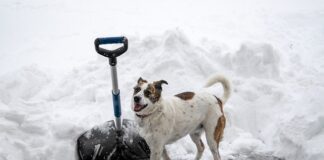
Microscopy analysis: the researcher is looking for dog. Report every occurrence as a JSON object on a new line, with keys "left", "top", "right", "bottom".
{"left": 132, "top": 75, "right": 231, "bottom": 160}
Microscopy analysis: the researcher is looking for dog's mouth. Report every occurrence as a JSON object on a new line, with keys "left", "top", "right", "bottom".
{"left": 133, "top": 103, "right": 148, "bottom": 112}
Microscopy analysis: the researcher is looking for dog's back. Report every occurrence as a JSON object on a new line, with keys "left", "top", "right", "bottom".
{"left": 161, "top": 92, "right": 224, "bottom": 144}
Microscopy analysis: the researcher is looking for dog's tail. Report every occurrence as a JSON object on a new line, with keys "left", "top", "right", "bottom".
{"left": 204, "top": 75, "right": 231, "bottom": 104}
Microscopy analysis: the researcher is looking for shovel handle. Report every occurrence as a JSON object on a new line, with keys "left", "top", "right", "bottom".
{"left": 94, "top": 36, "right": 128, "bottom": 59}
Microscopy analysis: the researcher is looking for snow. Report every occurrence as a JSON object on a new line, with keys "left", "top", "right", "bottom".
{"left": 1, "top": 0, "right": 324, "bottom": 159}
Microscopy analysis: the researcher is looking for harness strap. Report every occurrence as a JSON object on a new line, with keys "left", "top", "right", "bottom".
{"left": 136, "top": 113, "right": 151, "bottom": 119}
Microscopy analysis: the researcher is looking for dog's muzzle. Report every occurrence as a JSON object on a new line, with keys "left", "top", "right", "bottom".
{"left": 134, "top": 103, "right": 148, "bottom": 112}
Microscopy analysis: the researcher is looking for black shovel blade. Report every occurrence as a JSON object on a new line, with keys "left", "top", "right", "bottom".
{"left": 77, "top": 119, "right": 150, "bottom": 160}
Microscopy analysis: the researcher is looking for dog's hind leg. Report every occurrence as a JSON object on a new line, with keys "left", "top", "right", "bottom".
{"left": 205, "top": 129, "right": 221, "bottom": 160}
{"left": 204, "top": 115, "right": 225, "bottom": 160}
{"left": 162, "top": 147, "right": 171, "bottom": 160}
{"left": 190, "top": 126, "right": 205, "bottom": 160}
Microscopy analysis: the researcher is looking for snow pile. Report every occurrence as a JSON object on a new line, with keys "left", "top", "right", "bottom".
{"left": 1, "top": 0, "right": 324, "bottom": 159}
{"left": 0, "top": 29, "right": 323, "bottom": 160}
{"left": 228, "top": 43, "right": 280, "bottom": 79}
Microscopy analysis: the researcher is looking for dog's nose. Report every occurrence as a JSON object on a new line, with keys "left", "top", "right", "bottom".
{"left": 134, "top": 96, "right": 141, "bottom": 103}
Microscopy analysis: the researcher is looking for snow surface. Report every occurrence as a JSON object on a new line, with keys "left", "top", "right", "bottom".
{"left": 1, "top": 0, "right": 324, "bottom": 160}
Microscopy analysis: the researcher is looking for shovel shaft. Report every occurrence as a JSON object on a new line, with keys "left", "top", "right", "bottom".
{"left": 110, "top": 65, "right": 122, "bottom": 130}
{"left": 110, "top": 65, "right": 119, "bottom": 94}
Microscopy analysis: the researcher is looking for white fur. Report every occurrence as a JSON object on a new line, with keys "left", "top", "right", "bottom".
{"left": 133, "top": 75, "right": 231, "bottom": 160}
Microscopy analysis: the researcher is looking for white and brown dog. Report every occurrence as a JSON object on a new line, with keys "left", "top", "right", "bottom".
{"left": 132, "top": 75, "right": 231, "bottom": 160}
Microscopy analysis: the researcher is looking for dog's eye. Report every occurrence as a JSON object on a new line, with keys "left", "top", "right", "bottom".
{"left": 144, "top": 90, "right": 151, "bottom": 97}
{"left": 134, "top": 87, "right": 141, "bottom": 93}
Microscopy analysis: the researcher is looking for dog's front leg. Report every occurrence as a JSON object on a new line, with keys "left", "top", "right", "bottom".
{"left": 148, "top": 142, "right": 164, "bottom": 160}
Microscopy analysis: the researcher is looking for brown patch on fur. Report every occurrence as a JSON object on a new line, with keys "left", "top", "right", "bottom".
{"left": 175, "top": 92, "right": 195, "bottom": 100}
{"left": 134, "top": 77, "right": 148, "bottom": 95}
{"left": 144, "top": 84, "right": 161, "bottom": 103}
{"left": 199, "top": 139, "right": 205, "bottom": 151}
{"left": 214, "top": 96, "right": 223, "bottom": 114}
{"left": 214, "top": 95, "right": 225, "bottom": 147}
{"left": 153, "top": 80, "right": 168, "bottom": 88}
{"left": 133, "top": 86, "right": 141, "bottom": 95}
{"left": 137, "top": 77, "right": 148, "bottom": 85}
{"left": 214, "top": 115, "right": 226, "bottom": 147}
{"left": 141, "top": 80, "right": 168, "bottom": 103}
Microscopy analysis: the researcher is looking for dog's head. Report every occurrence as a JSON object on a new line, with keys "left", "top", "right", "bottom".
{"left": 132, "top": 77, "right": 168, "bottom": 114}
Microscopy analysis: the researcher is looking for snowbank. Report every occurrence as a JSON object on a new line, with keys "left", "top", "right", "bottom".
{"left": 1, "top": 0, "right": 324, "bottom": 159}
{"left": 1, "top": 30, "right": 323, "bottom": 160}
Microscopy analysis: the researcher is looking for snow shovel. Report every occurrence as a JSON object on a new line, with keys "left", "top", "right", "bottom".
{"left": 76, "top": 36, "right": 150, "bottom": 160}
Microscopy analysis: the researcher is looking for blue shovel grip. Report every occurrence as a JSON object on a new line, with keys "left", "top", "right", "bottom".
{"left": 96, "top": 37, "right": 125, "bottom": 45}
{"left": 112, "top": 91, "right": 121, "bottom": 118}
{"left": 94, "top": 36, "right": 128, "bottom": 60}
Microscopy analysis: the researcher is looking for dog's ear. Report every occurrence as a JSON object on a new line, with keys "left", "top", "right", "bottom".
{"left": 154, "top": 80, "right": 168, "bottom": 90}
{"left": 137, "top": 77, "right": 147, "bottom": 84}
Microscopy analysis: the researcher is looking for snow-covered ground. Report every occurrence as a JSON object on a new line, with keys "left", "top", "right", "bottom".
{"left": 1, "top": 0, "right": 324, "bottom": 159}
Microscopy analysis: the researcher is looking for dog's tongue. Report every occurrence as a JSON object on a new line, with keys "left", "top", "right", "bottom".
{"left": 134, "top": 104, "right": 143, "bottom": 112}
